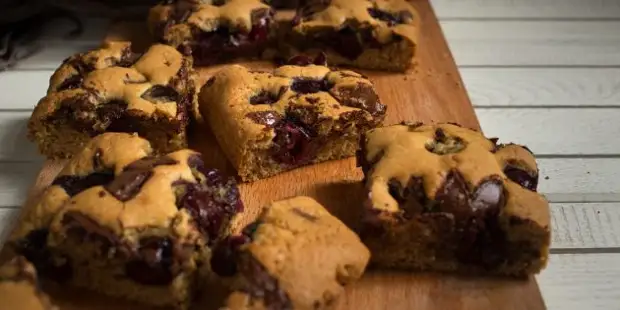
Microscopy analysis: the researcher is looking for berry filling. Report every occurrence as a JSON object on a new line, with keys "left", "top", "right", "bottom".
{"left": 175, "top": 156, "right": 243, "bottom": 243}
{"left": 15, "top": 229, "right": 73, "bottom": 283}
{"left": 184, "top": 8, "right": 274, "bottom": 65}
{"left": 271, "top": 117, "right": 319, "bottom": 166}
{"left": 124, "top": 237, "right": 175, "bottom": 286}
{"left": 367, "top": 8, "right": 413, "bottom": 26}
{"left": 290, "top": 78, "right": 332, "bottom": 94}
{"left": 504, "top": 164, "right": 538, "bottom": 192}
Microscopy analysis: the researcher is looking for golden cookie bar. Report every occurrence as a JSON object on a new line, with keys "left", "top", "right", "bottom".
{"left": 199, "top": 61, "right": 386, "bottom": 181}
{"left": 28, "top": 41, "right": 198, "bottom": 159}
{"left": 9, "top": 133, "right": 243, "bottom": 309}
{"left": 213, "top": 196, "right": 370, "bottom": 309}
{"left": 357, "top": 123, "right": 550, "bottom": 276}
{"left": 282, "top": 0, "right": 420, "bottom": 71}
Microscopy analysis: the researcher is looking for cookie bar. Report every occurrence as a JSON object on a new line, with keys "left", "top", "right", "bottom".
{"left": 357, "top": 123, "right": 550, "bottom": 276}
{"left": 213, "top": 196, "right": 370, "bottom": 309}
{"left": 282, "top": 0, "right": 420, "bottom": 71}
{"left": 0, "top": 256, "right": 57, "bottom": 310}
{"left": 8, "top": 133, "right": 243, "bottom": 309}
{"left": 199, "top": 60, "right": 386, "bottom": 181}
{"left": 28, "top": 41, "right": 198, "bottom": 159}
{"left": 262, "top": 0, "right": 302, "bottom": 9}
{"left": 148, "top": 0, "right": 276, "bottom": 66}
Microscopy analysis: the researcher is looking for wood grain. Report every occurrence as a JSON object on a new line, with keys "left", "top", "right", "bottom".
{"left": 1, "top": 1, "right": 545, "bottom": 309}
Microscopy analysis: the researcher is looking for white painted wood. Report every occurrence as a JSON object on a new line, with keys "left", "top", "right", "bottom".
{"left": 476, "top": 108, "right": 620, "bottom": 155}
{"left": 12, "top": 44, "right": 101, "bottom": 70}
{"left": 0, "top": 209, "right": 21, "bottom": 244}
{"left": 0, "top": 112, "right": 44, "bottom": 161}
{"left": 462, "top": 68, "right": 620, "bottom": 107}
{"left": 0, "top": 163, "right": 42, "bottom": 208}
{"left": 551, "top": 203, "right": 620, "bottom": 249}
{"left": 0, "top": 71, "right": 51, "bottom": 110}
{"left": 431, "top": 0, "right": 620, "bottom": 19}
{"left": 441, "top": 21, "right": 620, "bottom": 66}
{"left": 537, "top": 253, "right": 620, "bottom": 310}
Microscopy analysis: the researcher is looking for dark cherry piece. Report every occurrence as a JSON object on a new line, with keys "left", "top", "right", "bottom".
{"left": 52, "top": 172, "right": 115, "bottom": 197}
{"left": 504, "top": 165, "right": 538, "bottom": 192}
{"left": 239, "top": 256, "right": 292, "bottom": 309}
{"left": 125, "top": 237, "right": 175, "bottom": 286}
{"left": 290, "top": 78, "right": 332, "bottom": 94}
{"left": 210, "top": 235, "right": 251, "bottom": 277}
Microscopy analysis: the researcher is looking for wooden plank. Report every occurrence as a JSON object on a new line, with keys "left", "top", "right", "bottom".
{"left": 462, "top": 68, "right": 620, "bottom": 107}
{"left": 1, "top": 1, "right": 545, "bottom": 309}
{"left": 0, "top": 72, "right": 51, "bottom": 110}
{"left": 0, "top": 163, "right": 42, "bottom": 208}
{"left": 431, "top": 0, "right": 620, "bottom": 19}
{"left": 477, "top": 108, "right": 620, "bottom": 155}
{"left": 537, "top": 253, "right": 620, "bottom": 310}
{"left": 551, "top": 203, "right": 620, "bottom": 249}
{"left": 441, "top": 21, "right": 620, "bottom": 66}
{"left": 538, "top": 159, "right": 620, "bottom": 203}
{"left": 0, "top": 112, "right": 44, "bottom": 162}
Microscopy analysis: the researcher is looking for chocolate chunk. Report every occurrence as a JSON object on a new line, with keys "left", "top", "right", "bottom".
{"left": 290, "top": 78, "right": 332, "bottom": 94}
{"left": 205, "top": 76, "right": 216, "bottom": 87}
{"left": 241, "top": 220, "right": 262, "bottom": 239}
{"left": 210, "top": 235, "right": 250, "bottom": 277}
{"left": 141, "top": 85, "right": 179, "bottom": 103}
{"left": 57, "top": 74, "right": 83, "bottom": 91}
{"left": 246, "top": 111, "right": 283, "bottom": 127}
{"left": 125, "top": 237, "right": 174, "bottom": 286}
{"left": 238, "top": 255, "right": 292, "bottom": 309}
{"left": 434, "top": 170, "right": 471, "bottom": 220}
{"left": 387, "top": 176, "right": 428, "bottom": 216}
{"left": 61, "top": 212, "right": 119, "bottom": 254}
{"left": 330, "top": 82, "right": 384, "bottom": 118}
{"left": 291, "top": 207, "right": 318, "bottom": 221}
{"left": 298, "top": 0, "right": 332, "bottom": 19}
{"left": 367, "top": 8, "right": 413, "bottom": 26}
{"left": 117, "top": 47, "right": 141, "bottom": 67}
{"left": 97, "top": 100, "right": 128, "bottom": 131}
{"left": 250, "top": 90, "right": 279, "bottom": 105}
{"left": 471, "top": 177, "right": 505, "bottom": 213}
{"left": 16, "top": 229, "right": 73, "bottom": 283}
{"left": 52, "top": 172, "right": 115, "bottom": 197}
{"left": 124, "top": 156, "right": 178, "bottom": 171}
{"left": 504, "top": 163, "right": 538, "bottom": 192}
{"left": 286, "top": 52, "right": 327, "bottom": 66}
{"left": 93, "top": 148, "right": 105, "bottom": 169}
{"left": 104, "top": 170, "right": 152, "bottom": 202}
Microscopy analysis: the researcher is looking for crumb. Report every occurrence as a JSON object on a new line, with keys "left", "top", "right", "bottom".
{"left": 544, "top": 176, "right": 549, "bottom": 180}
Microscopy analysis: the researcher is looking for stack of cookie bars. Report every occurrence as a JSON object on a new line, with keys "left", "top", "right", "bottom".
{"left": 2, "top": 0, "right": 550, "bottom": 309}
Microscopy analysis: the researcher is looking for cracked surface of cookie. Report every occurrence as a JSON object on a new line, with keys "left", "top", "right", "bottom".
{"left": 9, "top": 132, "right": 243, "bottom": 309}
{"left": 148, "top": 0, "right": 276, "bottom": 66}
{"left": 28, "top": 41, "right": 198, "bottom": 159}
{"left": 281, "top": 0, "right": 420, "bottom": 71}
{"left": 199, "top": 63, "right": 386, "bottom": 181}
{"left": 357, "top": 123, "right": 550, "bottom": 276}
{"left": 217, "top": 196, "right": 370, "bottom": 310}
{"left": 0, "top": 256, "right": 57, "bottom": 310}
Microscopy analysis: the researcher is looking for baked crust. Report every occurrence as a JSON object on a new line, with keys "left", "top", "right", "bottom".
{"left": 216, "top": 196, "right": 370, "bottom": 309}
{"left": 357, "top": 123, "right": 551, "bottom": 276}
{"left": 148, "top": 0, "right": 276, "bottom": 65}
{"left": 28, "top": 41, "right": 198, "bottom": 159}
{"left": 9, "top": 133, "right": 243, "bottom": 309}
{"left": 0, "top": 257, "right": 57, "bottom": 310}
{"left": 281, "top": 0, "right": 421, "bottom": 71}
{"left": 199, "top": 60, "right": 386, "bottom": 181}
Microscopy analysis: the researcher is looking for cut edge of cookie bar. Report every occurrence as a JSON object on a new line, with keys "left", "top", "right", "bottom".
{"left": 199, "top": 63, "right": 386, "bottom": 182}
{"left": 27, "top": 41, "right": 197, "bottom": 159}
{"left": 282, "top": 0, "right": 421, "bottom": 72}
{"left": 212, "top": 196, "right": 370, "bottom": 309}
{"left": 0, "top": 256, "right": 58, "bottom": 310}
{"left": 357, "top": 123, "right": 551, "bottom": 276}
{"left": 8, "top": 132, "right": 244, "bottom": 309}
{"left": 148, "top": 0, "right": 277, "bottom": 66}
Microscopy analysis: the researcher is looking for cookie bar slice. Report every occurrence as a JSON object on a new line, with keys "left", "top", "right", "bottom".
{"left": 214, "top": 196, "right": 370, "bottom": 309}
{"left": 282, "top": 0, "right": 420, "bottom": 71}
{"left": 0, "top": 257, "right": 57, "bottom": 310}
{"left": 28, "top": 41, "right": 198, "bottom": 159}
{"left": 199, "top": 61, "right": 386, "bottom": 181}
{"left": 9, "top": 133, "right": 243, "bottom": 309}
{"left": 357, "top": 123, "right": 550, "bottom": 276}
{"left": 148, "top": 0, "right": 276, "bottom": 66}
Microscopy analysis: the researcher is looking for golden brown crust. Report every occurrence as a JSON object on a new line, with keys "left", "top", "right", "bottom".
{"left": 27, "top": 41, "right": 197, "bottom": 159}
{"left": 199, "top": 63, "right": 385, "bottom": 181}
{"left": 148, "top": 0, "right": 273, "bottom": 47}
{"left": 0, "top": 257, "right": 57, "bottom": 310}
{"left": 234, "top": 196, "right": 370, "bottom": 309}
{"left": 358, "top": 123, "right": 550, "bottom": 275}
{"left": 285, "top": 0, "right": 421, "bottom": 71}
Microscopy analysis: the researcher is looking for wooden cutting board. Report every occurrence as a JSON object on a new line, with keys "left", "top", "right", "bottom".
{"left": 4, "top": 1, "right": 546, "bottom": 309}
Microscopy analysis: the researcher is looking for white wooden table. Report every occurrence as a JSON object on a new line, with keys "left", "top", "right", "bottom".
{"left": 1, "top": 1, "right": 619, "bottom": 308}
